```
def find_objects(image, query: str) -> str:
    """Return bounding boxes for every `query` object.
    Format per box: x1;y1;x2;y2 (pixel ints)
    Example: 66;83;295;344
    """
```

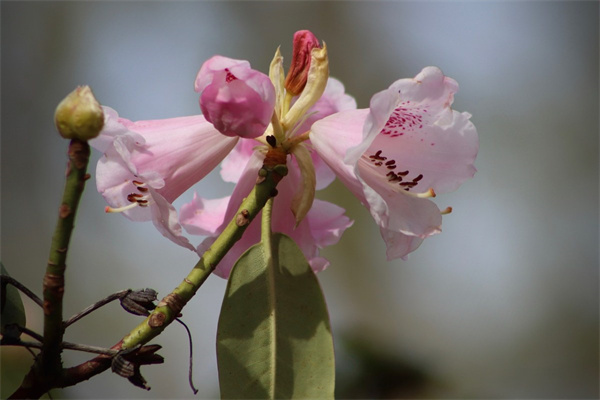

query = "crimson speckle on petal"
381;103;430;138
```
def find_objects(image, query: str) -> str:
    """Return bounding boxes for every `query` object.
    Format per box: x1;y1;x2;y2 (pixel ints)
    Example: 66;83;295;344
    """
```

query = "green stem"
42;139;91;373
121;163;287;349
11;139;91;399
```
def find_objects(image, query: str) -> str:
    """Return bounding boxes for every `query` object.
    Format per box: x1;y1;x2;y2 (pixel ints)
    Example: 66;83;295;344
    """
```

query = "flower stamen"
105;202;139;213
402;187;436;199
441;206;453;215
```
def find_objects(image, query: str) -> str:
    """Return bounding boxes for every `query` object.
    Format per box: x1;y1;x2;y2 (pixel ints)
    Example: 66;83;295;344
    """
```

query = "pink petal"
180;193;230;236
307;199;354;247
219;138;258;183
149;188;195;251
89;106;141;153
379;228;424;261
301;78;357;190
112;111;238;203
190;152;352;279
310;109;371;202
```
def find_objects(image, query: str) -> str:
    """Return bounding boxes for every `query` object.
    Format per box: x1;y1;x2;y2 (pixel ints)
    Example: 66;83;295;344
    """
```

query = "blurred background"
1;1;598;398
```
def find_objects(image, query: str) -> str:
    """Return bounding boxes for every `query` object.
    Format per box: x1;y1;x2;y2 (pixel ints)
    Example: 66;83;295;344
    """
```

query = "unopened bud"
284;30;321;96
55;86;104;140
282;43;329;130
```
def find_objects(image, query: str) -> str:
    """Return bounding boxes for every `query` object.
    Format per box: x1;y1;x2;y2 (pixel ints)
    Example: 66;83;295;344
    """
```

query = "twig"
64;290;131;328
0;275;43;308
18;326;44;342
3;339;118;356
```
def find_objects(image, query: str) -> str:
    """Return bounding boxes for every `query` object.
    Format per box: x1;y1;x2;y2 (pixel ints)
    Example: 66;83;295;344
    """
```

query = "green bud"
55;86;104;140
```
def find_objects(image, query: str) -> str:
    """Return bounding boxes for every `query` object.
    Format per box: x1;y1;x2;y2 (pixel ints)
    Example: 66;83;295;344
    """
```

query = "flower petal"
307;199;354;248
190;151;352;279
149;188;195;251
180;193;230;236
379;228;424;261
219;138;259;183
310;109;371;201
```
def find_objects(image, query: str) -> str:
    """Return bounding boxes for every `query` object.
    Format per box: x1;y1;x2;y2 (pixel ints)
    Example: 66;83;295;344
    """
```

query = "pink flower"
195;56;276;139
180;77;357;278
91;48;355;276
90;107;238;250
310;66;479;259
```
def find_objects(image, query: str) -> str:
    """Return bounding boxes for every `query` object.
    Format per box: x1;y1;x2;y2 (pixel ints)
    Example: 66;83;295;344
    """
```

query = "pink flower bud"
195;56;276;139
284;30;321;96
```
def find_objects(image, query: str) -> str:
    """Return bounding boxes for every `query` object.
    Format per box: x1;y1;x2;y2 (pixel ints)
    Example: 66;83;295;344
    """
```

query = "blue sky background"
2;2;598;398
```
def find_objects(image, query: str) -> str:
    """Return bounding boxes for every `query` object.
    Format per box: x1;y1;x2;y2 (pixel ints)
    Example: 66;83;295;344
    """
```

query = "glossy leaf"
217;233;334;399
1;262;26;339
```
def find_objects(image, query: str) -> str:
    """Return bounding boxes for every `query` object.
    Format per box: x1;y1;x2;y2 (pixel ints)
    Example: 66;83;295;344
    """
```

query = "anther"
127;193;144;202
266;135;277;148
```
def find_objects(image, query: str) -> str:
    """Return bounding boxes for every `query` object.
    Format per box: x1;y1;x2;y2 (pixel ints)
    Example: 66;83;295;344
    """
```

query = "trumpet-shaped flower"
310;66;479;259
90;107;238;250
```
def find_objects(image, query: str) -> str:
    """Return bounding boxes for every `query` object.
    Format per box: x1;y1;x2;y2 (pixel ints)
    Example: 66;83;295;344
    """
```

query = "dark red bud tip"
284;30;321;95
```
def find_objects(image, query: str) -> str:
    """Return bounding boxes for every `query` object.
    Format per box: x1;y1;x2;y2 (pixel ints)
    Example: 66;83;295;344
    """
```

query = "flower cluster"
90;30;478;278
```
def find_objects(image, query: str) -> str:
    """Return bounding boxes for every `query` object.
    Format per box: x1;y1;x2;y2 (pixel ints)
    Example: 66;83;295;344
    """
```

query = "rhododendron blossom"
311;66;479;259
91;31;356;278
91;29;478;280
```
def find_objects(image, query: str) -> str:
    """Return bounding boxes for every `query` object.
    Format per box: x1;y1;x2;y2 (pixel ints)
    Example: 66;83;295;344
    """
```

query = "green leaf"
217;233;334;399
1;262;26;339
